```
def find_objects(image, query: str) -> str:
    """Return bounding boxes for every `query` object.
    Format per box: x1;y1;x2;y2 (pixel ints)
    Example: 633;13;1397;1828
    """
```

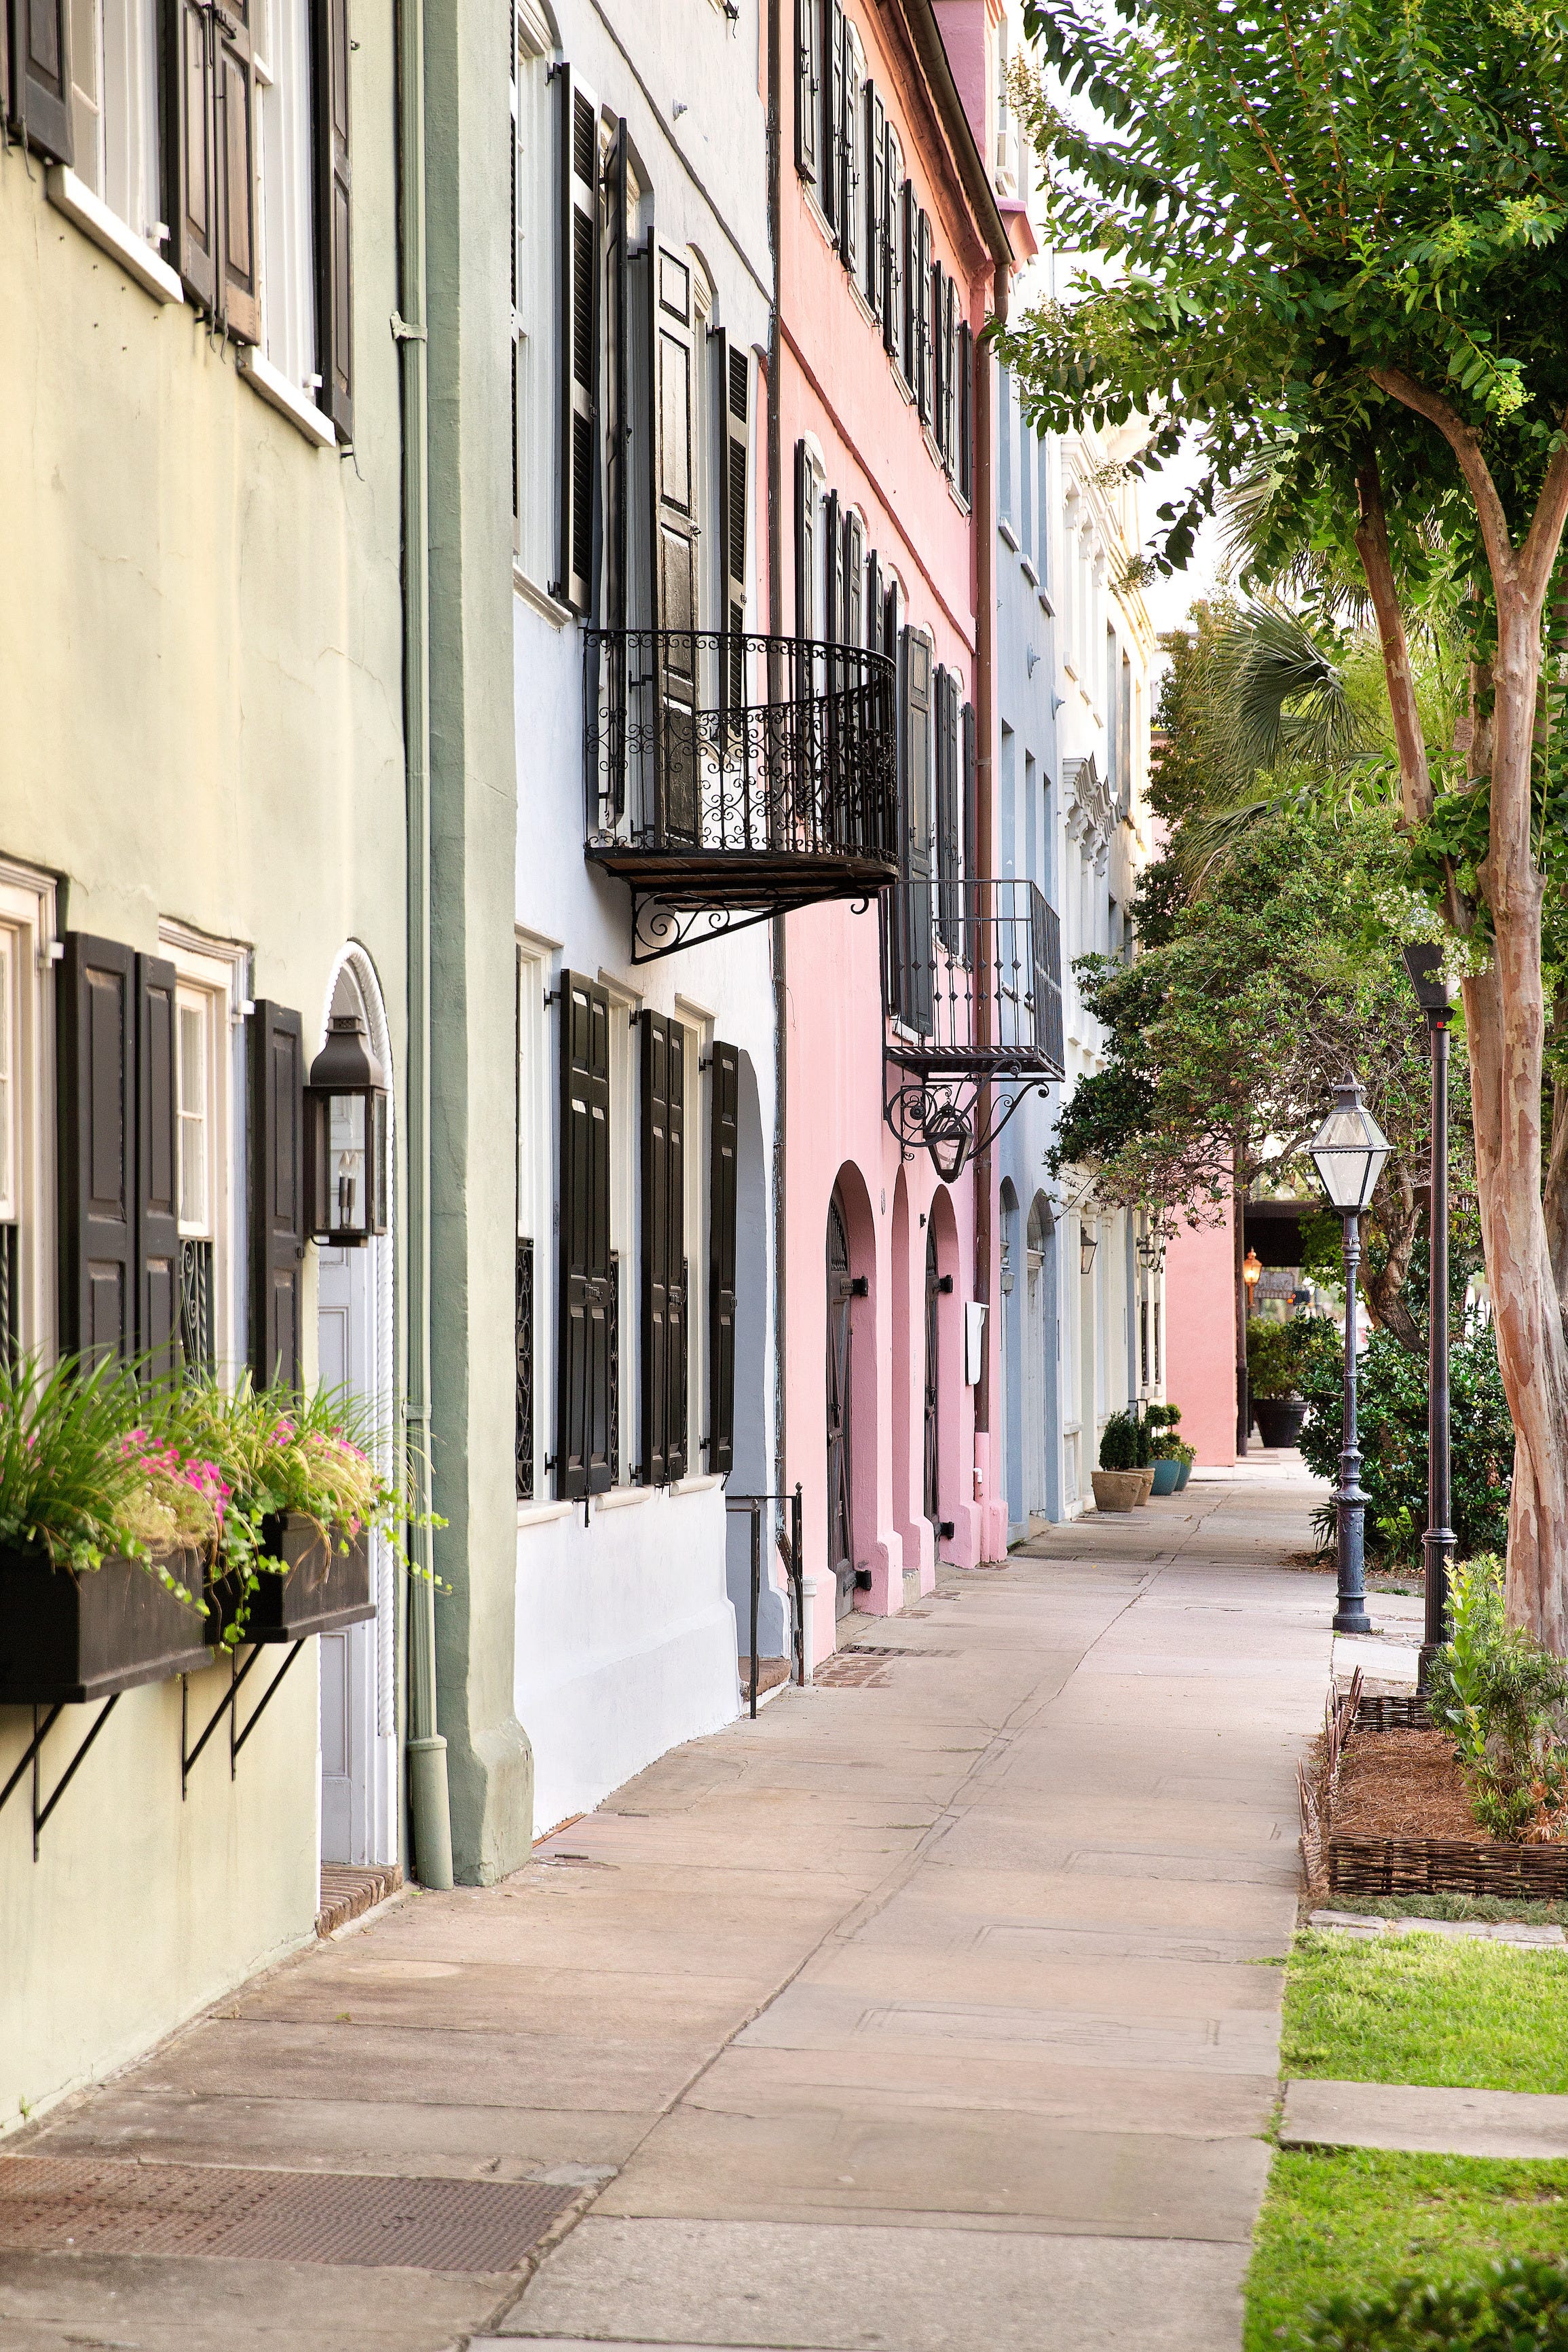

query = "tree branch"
1369;366;1516;589
1519;419;1568;615
1354;452;1434;828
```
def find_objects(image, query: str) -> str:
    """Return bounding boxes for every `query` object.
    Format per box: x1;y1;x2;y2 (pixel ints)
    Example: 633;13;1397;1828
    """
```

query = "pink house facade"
1163;1206;1239;1470
777;0;1016;1663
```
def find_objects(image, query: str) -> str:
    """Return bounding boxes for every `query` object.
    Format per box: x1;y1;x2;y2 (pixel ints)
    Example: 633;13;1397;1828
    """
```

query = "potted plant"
1091;1411;1146;1512
1149;1432;1182;1496
0;1355;217;1704
1246;1316;1310;1449
180;1381;415;1646
1171;1439;1196;1493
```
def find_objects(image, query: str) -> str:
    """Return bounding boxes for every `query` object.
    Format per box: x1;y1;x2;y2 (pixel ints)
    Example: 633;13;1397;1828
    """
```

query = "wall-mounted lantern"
1080;1228;1099;1275
305;1013;390;1247
1242;1247;1263;1310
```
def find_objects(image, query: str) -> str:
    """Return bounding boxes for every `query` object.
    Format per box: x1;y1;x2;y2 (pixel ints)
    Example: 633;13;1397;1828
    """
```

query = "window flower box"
0;1545;210;1704
206;1514;374;1645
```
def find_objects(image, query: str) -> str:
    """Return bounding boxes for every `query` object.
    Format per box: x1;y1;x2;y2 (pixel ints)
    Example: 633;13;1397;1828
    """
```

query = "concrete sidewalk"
1;1472;1330;2352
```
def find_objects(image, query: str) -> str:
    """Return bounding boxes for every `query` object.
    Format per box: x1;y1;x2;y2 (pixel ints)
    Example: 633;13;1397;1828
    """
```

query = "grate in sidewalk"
0;2157;577;2272
813;1645;957;1688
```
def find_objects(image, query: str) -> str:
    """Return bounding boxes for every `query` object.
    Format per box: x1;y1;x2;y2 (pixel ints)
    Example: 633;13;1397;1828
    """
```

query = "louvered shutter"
916;210;933;424
6;0;73;161
840;24;860;274
167;0;217;312
883;131;903;362
708;1039;739;1478
958;318;974;504
794;438;811;636
248;1002;303;1389
557;972;612;1499
897;629;935;1033
943;276;959;472
935;668;959;950
962;699;977;895
717;331;750;710
57;935;134;1364
558;65;599;615
823;488;840;643
213;0;259;341
793;0;817;179
605;116;630;633
865;83;884;316
649;240;699;840
313;0;352;436
844;511;864;647
901;179;916;384
137;958;180;1381
641;1011;687;1487
931;262;946;451
865;549;882;655
823;0;843;234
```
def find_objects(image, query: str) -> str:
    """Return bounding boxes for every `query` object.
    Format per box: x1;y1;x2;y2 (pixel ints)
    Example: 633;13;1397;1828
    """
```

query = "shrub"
1296;1319;1512;1569
1247;1313;1313;1400
1099;1411;1139;1471
1296;2254;1568;2349
1146;1402;1182;1430
1425;1554;1568;1843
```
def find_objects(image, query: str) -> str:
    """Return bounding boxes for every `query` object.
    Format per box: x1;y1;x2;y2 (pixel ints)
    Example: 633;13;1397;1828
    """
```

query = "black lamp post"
1309;1074;1392;1635
1404;944;1458;1686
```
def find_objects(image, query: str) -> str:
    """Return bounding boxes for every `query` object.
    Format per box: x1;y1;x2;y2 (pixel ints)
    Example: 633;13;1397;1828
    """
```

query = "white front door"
317;1240;383;1865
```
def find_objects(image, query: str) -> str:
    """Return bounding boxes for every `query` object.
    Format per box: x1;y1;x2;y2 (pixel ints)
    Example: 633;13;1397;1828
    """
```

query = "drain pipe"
972;261;1003;1508
396;0;453;1890
767;0;788;1526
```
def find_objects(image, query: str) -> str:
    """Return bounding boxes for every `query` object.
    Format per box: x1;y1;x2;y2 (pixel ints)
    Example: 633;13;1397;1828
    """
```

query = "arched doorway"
1026;1194;1058;1523
826;1189;856;1619
923;1225;941;1535
316;953;396;1867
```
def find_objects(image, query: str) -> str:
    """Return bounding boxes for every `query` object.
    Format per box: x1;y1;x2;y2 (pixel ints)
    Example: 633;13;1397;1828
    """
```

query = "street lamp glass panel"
1309;1079;1392;1212
329;1092;367;1235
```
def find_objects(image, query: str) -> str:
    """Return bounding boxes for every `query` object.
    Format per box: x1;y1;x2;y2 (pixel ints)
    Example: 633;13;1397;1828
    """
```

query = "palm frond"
1213;602;1364;777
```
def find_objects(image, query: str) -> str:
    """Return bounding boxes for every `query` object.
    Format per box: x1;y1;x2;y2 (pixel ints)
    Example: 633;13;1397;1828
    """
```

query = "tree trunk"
1362;1165;1422;1356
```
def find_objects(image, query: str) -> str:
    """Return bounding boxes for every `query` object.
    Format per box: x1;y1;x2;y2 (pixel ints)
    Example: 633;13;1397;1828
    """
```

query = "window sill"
998;519;1019;552
1038;586;1056;618
674;1472;725;1496
238;348;337;448
1020;556;1039;588
513;566;576;629
46;168;184;307
517;1498;575;1530
593;1485;656;1514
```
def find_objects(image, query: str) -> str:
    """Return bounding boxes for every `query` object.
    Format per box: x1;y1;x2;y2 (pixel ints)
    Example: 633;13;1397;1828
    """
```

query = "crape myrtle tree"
1000;0;1568;1643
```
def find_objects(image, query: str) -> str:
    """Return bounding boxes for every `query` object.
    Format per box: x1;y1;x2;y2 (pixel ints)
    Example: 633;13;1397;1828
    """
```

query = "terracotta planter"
207;1514;375;1645
1253;1396;1308;1450
1134;1464;1156;1504
1149;1459;1180;1497
1091;1469;1146;1514
0;1544;209;1704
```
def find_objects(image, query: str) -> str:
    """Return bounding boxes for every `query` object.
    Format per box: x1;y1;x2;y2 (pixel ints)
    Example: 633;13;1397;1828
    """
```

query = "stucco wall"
1163;1207;1238;1468
0;12;407;2127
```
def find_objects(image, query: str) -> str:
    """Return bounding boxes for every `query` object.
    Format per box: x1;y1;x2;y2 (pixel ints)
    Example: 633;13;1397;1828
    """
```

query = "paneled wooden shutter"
137;958;180;1381
6;0;73;161
716;330;750;708
640;1011;687;1487
57;935;134;1363
557;972;612;1499
794;438;811;636
558;65;599;615
793;0;818;179
962;699;977;896
313;0;353;436
649;240;699;838
214;0;259;341
943;276;958;473
844;511;864;647
824;0;843;234
865;549;882;656
935;668;960;950
840;23;860;275
958;318;974;504
605;117;630;633
916;210;933;424
931;262;946;453
865;83;884;315
708;1039;739;1478
901;179;917;384
883;130;903;362
823;488;840;643
248;1001;304;1389
167;0;217;312
897;629;934;1033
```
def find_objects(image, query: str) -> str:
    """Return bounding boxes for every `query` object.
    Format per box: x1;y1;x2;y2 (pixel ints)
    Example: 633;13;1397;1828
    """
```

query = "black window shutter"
958;319;974;504
313;0;353;438
897;630;935;1033
931;262;946;451
249;1002;304;1389
941;274;958;469
641;1011;687;1487
823;488;840;643
557;971;612;1499
916;210;933;424
839;22;860;274
56;935;134;1364
137;957;180;1382
824;0;843;231
935;668;958;948
865;82;884;315
793;0;817;179
794;438;810;637
166;0;217;312
901;179;916;384
7;0;73;161
883;132;903;361
865;548;882;657
213;0;260;342
717;332;750;707
844;511;864;648
708;1039;739;1479
558;65;600;615
962;698;977;891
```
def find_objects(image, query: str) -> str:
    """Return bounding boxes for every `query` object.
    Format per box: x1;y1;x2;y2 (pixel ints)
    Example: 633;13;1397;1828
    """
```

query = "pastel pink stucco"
1163;1205;1237;1468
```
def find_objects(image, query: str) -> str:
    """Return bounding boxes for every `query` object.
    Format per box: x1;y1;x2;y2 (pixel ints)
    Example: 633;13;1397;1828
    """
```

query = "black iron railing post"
749;1500;761;1720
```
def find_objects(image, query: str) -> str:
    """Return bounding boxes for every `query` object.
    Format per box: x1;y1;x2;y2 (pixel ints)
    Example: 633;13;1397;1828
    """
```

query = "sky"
1132;436;1231;652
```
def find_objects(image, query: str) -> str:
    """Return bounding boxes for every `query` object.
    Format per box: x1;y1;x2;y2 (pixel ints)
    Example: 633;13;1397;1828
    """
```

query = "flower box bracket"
0;1695;123;1861
180;1640;307;1797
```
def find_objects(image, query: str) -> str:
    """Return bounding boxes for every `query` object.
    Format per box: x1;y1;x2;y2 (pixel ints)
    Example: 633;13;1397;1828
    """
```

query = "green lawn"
1244;2148;1568;2350
1282;1928;1568;2093
1326;1892;1568;1929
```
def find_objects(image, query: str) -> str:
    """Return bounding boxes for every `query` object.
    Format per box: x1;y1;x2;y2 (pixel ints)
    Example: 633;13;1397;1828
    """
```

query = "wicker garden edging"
1299;1674;1568;1902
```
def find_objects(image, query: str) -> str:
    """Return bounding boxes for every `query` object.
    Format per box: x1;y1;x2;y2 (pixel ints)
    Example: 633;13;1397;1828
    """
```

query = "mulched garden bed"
1301;1673;1568;1904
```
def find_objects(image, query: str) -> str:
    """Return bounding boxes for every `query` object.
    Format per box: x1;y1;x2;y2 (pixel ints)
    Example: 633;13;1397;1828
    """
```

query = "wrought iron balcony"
882;880;1065;1178
584;629;899;962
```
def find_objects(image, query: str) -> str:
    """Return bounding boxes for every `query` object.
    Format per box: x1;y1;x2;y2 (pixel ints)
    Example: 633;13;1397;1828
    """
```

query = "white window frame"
517;931;556;1516
0;863;58;1366
512;5;560;605
160;926;246;1384
67;0;162;250
254;0;319;397
175;984;217;1244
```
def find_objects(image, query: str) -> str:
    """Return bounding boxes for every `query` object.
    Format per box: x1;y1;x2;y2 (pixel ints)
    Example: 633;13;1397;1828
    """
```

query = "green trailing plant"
1427;1554;1568;1843
1295;2254;1568;2351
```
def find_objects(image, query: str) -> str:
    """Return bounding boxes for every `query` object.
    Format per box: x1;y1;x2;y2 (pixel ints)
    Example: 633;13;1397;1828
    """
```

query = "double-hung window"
67;0;161;248
0;867;57;1371
175;986;217;1376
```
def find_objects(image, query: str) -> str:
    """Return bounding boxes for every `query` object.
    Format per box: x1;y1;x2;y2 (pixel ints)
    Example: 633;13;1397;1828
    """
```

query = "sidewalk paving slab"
1281;2077;1568;2159
1309;1908;1568;1948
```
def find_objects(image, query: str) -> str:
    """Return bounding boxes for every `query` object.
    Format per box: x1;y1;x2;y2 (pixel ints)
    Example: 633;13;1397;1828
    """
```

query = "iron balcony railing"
883;878;1065;1079
584;629;899;874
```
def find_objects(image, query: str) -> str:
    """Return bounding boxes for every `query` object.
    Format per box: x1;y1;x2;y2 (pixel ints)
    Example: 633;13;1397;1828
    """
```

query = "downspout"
396;0;453;1890
972;260;1003;1495
768;0;787;1522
